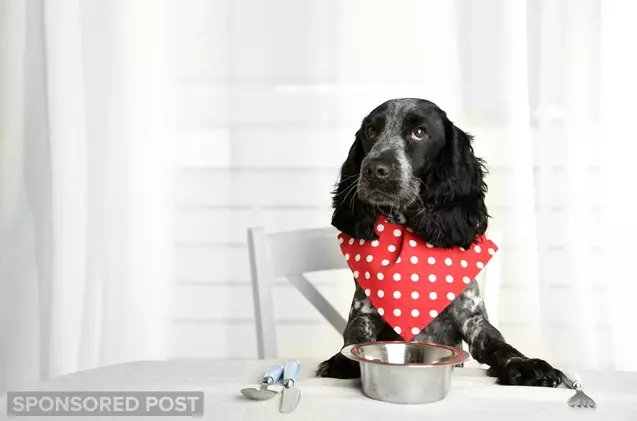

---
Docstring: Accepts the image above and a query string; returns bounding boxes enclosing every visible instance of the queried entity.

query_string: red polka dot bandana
[338,217,498,341]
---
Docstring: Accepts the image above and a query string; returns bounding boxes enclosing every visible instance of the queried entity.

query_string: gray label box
[7,391,204,417]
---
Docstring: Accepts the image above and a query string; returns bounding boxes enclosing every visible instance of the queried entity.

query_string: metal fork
[560,371,596,409]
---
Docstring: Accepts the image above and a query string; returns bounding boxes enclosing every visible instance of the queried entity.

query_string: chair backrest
[247,226,348,359]
[247,226,502,359]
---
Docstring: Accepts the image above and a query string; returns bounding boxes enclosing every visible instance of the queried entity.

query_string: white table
[2,359,636,420]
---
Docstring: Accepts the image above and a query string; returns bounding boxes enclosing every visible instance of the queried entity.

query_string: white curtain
[0,0,174,392]
[176,0,637,371]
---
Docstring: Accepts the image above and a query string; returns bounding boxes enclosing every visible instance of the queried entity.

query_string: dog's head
[332,98,488,248]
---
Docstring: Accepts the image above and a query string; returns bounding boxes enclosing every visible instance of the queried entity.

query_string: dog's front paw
[492,357,562,387]
[316,353,360,379]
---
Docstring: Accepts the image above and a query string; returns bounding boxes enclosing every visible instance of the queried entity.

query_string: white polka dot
[446,275,454,283]
[426,243,434,248]
[378,308,384,316]
[364,288,371,296]
[411,327,420,335]
[339,237,344,244]
[344,254,350,261]
[365,271,370,279]
[463,276,471,284]
[355,254,361,261]
[411,309,420,317]
[377,290,384,298]
[429,292,438,300]
[388,245,397,252]
[410,256,419,264]
[411,291,420,299]
[429,310,438,317]
[477,261,484,269]
[359,239,365,245]
[377,273,385,280]
[409,240,417,247]
[382,259,390,266]
[459,247,465,252]
[366,255,373,262]
[393,273,401,281]
[447,292,456,301]
[377,224,384,232]
[445,257,452,266]
[393,291,401,299]
[396,257,402,263]
[354,271,359,278]
[410,273,419,282]
[428,274,436,282]
[460,260,468,268]
[393,308,402,316]
[348,238,355,245]
[371,240,379,247]
[474,245,482,253]
[488,248,495,255]
[393,229,402,237]
[394,326,402,334]
[427,256,436,265]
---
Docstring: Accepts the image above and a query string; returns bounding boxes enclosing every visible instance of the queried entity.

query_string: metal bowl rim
[341,341,470,367]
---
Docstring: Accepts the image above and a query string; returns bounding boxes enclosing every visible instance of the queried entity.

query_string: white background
[2,0,637,392]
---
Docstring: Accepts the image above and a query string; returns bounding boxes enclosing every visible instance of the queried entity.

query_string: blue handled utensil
[560,370,596,409]
[241,364,284,400]
[280,359,301,413]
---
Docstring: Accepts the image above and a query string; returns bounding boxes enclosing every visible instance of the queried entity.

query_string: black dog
[316,98,562,387]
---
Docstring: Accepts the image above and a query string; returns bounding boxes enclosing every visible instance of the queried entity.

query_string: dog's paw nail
[316,354,361,379]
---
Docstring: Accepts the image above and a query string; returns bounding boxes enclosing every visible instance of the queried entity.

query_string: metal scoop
[240,364,284,400]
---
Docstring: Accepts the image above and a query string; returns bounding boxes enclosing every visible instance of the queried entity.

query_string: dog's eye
[411,127,427,141]
[366,126,377,139]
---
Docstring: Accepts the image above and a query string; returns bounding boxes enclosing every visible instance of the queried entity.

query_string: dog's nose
[363,161,391,180]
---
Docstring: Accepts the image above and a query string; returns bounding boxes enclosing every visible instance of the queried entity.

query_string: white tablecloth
[2,359,636,420]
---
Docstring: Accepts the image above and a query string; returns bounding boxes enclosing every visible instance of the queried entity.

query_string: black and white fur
[316,98,562,387]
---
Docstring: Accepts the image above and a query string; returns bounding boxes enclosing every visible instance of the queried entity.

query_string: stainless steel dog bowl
[341,341,470,404]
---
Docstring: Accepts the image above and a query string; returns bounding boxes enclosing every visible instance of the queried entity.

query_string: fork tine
[562,371,596,409]
[581,391,596,409]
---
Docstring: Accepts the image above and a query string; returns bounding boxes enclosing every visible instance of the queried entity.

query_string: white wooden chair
[247,226,502,360]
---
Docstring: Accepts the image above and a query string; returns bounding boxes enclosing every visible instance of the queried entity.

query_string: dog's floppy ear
[331,130,378,240]
[410,116,489,248]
